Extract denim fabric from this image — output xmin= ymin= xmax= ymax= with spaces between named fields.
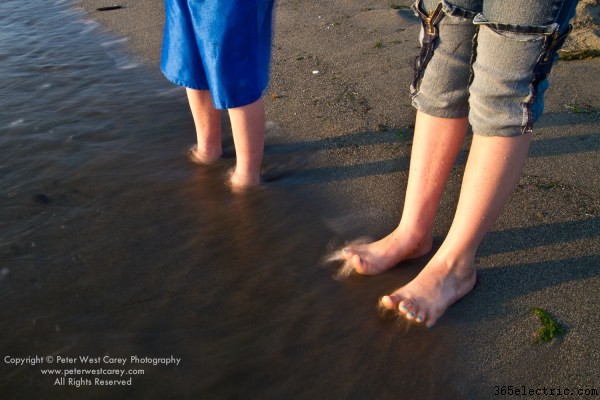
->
xmin=411 ymin=0 xmax=579 ymax=136
xmin=411 ymin=1 xmax=477 ymax=119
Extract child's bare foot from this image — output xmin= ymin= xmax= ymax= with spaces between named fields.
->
xmin=329 ymin=228 xmax=432 ymax=277
xmin=227 ymin=167 xmax=261 ymax=193
xmin=379 ymin=254 xmax=476 ymax=327
xmin=187 ymin=145 xmax=222 ymax=165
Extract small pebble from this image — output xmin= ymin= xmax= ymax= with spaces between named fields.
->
xmin=97 ymin=5 xmax=122 ymax=11
xmin=312 ymin=70 xmax=320 ymax=74
xmin=0 ymin=268 xmax=9 ymax=276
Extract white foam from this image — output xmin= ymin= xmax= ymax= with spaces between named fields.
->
xmin=8 ymin=119 xmax=24 ymax=128
xmin=79 ymin=19 xmax=99 ymax=34
xmin=101 ymin=38 xmax=128 ymax=47
xmin=117 ymin=62 xmax=139 ymax=70
xmin=105 ymin=49 xmax=140 ymax=70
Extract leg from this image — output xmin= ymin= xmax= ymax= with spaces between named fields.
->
xmin=161 ymin=2 xmax=223 ymax=164
xmin=382 ymin=132 xmax=532 ymax=326
xmin=337 ymin=0 xmax=476 ymax=275
xmin=340 ymin=112 xmax=468 ymax=275
xmin=187 ymin=88 xmax=223 ymax=164
xmin=227 ymin=98 xmax=265 ymax=190
xmin=382 ymin=0 xmax=577 ymax=326
xmin=182 ymin=1 xmax=273 ymax=190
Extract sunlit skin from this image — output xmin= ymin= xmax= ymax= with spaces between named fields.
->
xmin=186 ymin=88 xmax=264 ymax=191
xmin=339 ymin=111 xmax=532 ymax=327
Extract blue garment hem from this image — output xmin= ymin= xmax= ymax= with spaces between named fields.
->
xmin=161 ymin=68 xmax=267 ymax=110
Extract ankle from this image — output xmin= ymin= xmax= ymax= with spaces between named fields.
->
xmin=188 ymin=145 xmax=222 ymax=165
xmin=431 ymin=248 xmax=476 ymax=276
xmin=229 ymin=169 xmax=261 ymax=188
xmin=197 ymin=144 xmax=222 ymax=158
xmin=392 ymin=225 xmax=433 ymax=248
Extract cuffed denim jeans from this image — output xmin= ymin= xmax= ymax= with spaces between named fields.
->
xmin=410 ymin=0 xmax=579 ymax=136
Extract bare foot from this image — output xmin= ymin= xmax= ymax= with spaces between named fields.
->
xmin=187 ymin=145 xmax=222 ymax=165
xmin=329 ymin=229 xmax=432 ymax=277
xmin=226 ymin=167 xmax=262 ymax=193
xmin=379 ymin=255 xmax=476 ymax=327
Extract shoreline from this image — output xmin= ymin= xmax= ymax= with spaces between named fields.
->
xmin=72 ymin=0 xmax=600 ymax=397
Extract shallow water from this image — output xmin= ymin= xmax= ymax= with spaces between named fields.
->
xmin=0 ymin=1 xmax=469 ymax=398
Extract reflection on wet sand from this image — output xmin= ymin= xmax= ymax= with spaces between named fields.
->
xmin=2 ymin=143 xmax=465 ymax=398
xmin=0 ymin=1 xmax=468 ymax=398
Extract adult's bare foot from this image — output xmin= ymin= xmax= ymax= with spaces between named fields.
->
xmin=330 ymin=228 xmax=432 ymax=277
xmin=379 ymin=254 xmax=476 ymax=327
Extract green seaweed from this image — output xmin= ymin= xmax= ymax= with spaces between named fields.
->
xmin=536 ymin=182 xmax=558 ymax=190
xmin=394 ymin=128 xmax=407 ymax=142
xmin=374 ymin=40 xmax=383 ymax=49
xmin=559 ymin=49 xmax=600 ymax=61
xmin=296 ymin=56 xmax=305 ymax=61
xmin=390 ymin=4 xmax=410 ymax=10
xmin=530 ymin=307 xmax=565 ymax=343
xmin=565 ymin=103 xmax=594 ymax=114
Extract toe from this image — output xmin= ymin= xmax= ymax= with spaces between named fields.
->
xmin=380 ymin=292 xmax=404 ymax=310
xmin=351 ymin=254 xmax=369 ymax=274
xmin=379 ymin=295 xmax=396 ymax=310
xmin=405 ymin=304 xmax=421 ymax=321
xmin=341 ymin=248 xmax=362 ymax=268
xmin=341 ymin=247 xmax=356 ymax=260
xmin=334 ymin=251 xmax=359 ymax=279
xmin=341 ymin=250 xmax=368 ymax=274
xmin=425 ymin=311 xmax=441 ymax=328
xmin=398 ymin=298 xmax=417 ymax=316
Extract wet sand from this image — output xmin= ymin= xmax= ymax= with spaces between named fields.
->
xmin=2 ymin=0 xmax=598 ymax=398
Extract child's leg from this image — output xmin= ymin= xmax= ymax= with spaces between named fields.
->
xmin=187 ymin=88 xmax=222 ymax=164
xmin=227 ymin=98 xmax=265 ymax=190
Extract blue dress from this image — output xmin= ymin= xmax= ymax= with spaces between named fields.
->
xmin=161 ymin=0 xmax=275 ymax=109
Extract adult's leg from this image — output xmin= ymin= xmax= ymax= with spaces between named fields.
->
xmin=381 ymin=0 xmax=578 ymax=326
xmin=228 ymin=98 xmax=265 ymax=190
xmin=381 ymin=132 xmax=531 ymax=326
xmin=187 ymin=88 xmax=223 ymax=164
xmin=342 ymin=113 xmax=468 ymax=275
xmin=339 ymin=0 xmax=477 ymax=275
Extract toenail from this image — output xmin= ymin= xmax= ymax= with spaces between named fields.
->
xmin=407 ymin=312 xmax=415 ymax=318
xmin=400 ymin=304 xmax=407 ymax=310
xmin=416 ymin=315 xmax=424 ymax=322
